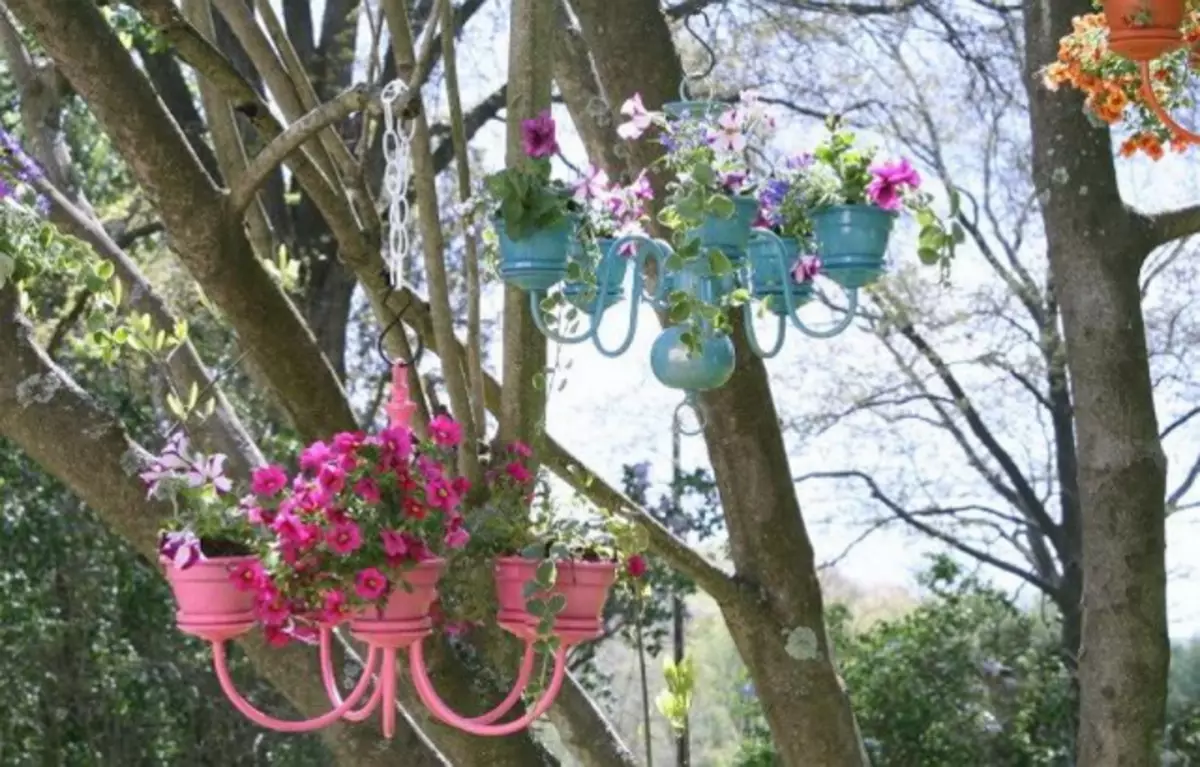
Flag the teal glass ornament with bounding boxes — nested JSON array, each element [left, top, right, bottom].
[[649, 325, 735, 392]]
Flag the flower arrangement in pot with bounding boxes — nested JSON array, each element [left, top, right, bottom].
[[751, 157, 824, 317], [481, 110, 580, 291], [796, 116, 957, 290], [555, 166, 655, 316], [144, 433, 257, 642], [617, 89, 770, 354], [1042, 2, 1200, 159], [236, 415, 472, 649]]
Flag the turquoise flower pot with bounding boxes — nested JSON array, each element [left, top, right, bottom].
[[496, 216, 576, 292], [746, 235, 814, 317], [686, 196, 760, 262], [810, 205, 896, 289], [562, 239, 629, 313], [650, 325, 735, 392]]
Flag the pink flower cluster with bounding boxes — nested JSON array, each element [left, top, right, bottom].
[[573, 165, 654, 249], [229, 415, 472, 647], [865, 159, 921, 211]]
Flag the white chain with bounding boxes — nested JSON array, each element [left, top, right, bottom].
[[381, 80, 415, 288]]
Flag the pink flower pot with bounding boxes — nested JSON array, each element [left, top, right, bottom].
[[494, 556, 617, 645], [164, 556, 258, 642], [350, 558, 445, 648]]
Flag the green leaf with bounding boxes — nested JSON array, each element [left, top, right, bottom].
[[546, 594, 567, 614], [707, 194, 735, 219], [566, 261, 584, 281], [668, 301, 691, 324], [917, 247, 941, 265], [535, 558, 557, 587], [692, 163, 716, 186], [729, 287, 751, 305], [95, 261, 115, 280], [950, 222, 966, 245], [708, 249, 734, 276], [85, 311, 108, 333], [664, 252, 685, 272], [525, 598, 546, 616], [916, 208, 936, 229]]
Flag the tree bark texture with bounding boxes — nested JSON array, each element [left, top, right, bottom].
[[1023, 1, 1170, 764]]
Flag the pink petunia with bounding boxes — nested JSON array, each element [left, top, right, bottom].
[[251, 464, 288, 496], [429, 414, 464, 448], [326, 520, 364, 555], [573, 164, 611, 201], [381, 529, 409, 559], [790, 255, 822, 283], [319, 589, 350, 624], [317, 463, 346, 494], [415, 455, 444, 481], [378, 425, 414, 461], [353, 477, 381, 504], [521, 111, 559, 158], [299, 441, 334, 474], [617, 93, 653, 140], [332, 431, 366, 455], [355, 568, 389, 600], [505, 461, 533, 484], [507, 441, 533, 459], [865, 159, 921, 211], [444, 516, 470, 550], [255, 588, 291, 625], [229, 560, 267, 592], [707, 109, 747, 153], [424, 477, 459, 512]]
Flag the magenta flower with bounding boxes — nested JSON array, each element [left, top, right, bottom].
[[507, 441, 533, 459], [865, 159, 921, 211], [299, 440, 334, 473], [378, 425, 413, 461], [319, 589, 350, 624], [505, 461, 532, 484], [381, 529, 409, 559], [263, 624, 291, 647], [425, 477, 459, 512], [272, 510, 317, 549], [630, 170, 654, 202], [415, 455, 444, 481], [331, 431, 365, 455], [255, 588, 291, 625], [429, 414, 463, 448], [230, 560, 266, 592], [617, 93, 653, 140], [355, 567, 389, 600], [707, 109, 746, 153], [353, 477, 381, 504], [444, 516, 470, 550], [790, 255, 822, 283], [251, 464, 288, 496], [326, 520, 363, 555], [521, 111, 559, 158], [317, 463, 346, 493]]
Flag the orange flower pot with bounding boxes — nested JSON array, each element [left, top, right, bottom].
[[1104, 0, 1185, 61]]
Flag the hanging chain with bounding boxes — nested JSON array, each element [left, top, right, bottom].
[[381, 80, 416, 287]]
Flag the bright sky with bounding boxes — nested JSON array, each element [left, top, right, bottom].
[[298, 0, 1199, 638]]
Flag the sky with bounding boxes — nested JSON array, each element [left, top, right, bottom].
[[289, 0, 1199, 638]]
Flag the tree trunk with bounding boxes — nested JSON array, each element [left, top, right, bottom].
[[565, 2, 869, 763], [1023, 2, 1170, 764]]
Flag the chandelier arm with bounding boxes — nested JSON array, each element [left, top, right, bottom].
[[593, 235, 661, 358], [529, 289, 601, 345], [211, 632, 380, 732], [639, 238, 674, 311], [407, 637, 569, 735], [789, 286, 859, 339], [1139, 61, 1200, 143], [319, 628, 386, 722], [741, 303, 787, 359]]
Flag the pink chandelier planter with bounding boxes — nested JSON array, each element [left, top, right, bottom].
[[162, 550, 617, 738]]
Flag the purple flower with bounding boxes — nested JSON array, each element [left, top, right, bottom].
[[0, 177, 12, 201], [720, 171, 747, 193], [630, 170, 654, 201], [186, 454, 233, 494], [866, 159, 921, 211], [785, 152, 813, 170], [159, 530, 203, 569], [521, 111, 559, 158], [617, 93, 653, 140], [573, 164, 610, 201], [759, 179, 790, 209]]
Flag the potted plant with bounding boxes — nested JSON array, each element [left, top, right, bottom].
[[238, 415, 472, 648], [617, 90, 769, 355], [559, 166, 655, 314], [144, 432, 257, 642], [750, 158, 823, 317], [1043, 2, 1200, 159], [481, 110, 580, 292], [795, 116, 956, 289]]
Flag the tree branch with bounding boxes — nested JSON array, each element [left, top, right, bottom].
[[1146, 203, 1200, 248]]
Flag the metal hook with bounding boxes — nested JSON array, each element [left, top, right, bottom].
[[680, 10, 717, 101], [672, 391, 706, 437], [375, 279, 425, 368]]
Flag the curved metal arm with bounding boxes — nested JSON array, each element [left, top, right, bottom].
[[641, 238, 674, 312], [673, 391, 706, 437], [751, 228, 860, 339], [212, 629, 379, 732], [319, 628, 385, 723], [1139, 61, 1200, 143], [529, 289, 600, 345], [741, 305, 787, 359], [407, 637, 568, 735], [593, 236, 671, 358]]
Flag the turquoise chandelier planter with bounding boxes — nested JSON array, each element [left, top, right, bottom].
[[496, 216, 577, 292], [562, 240, 629, 314]]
